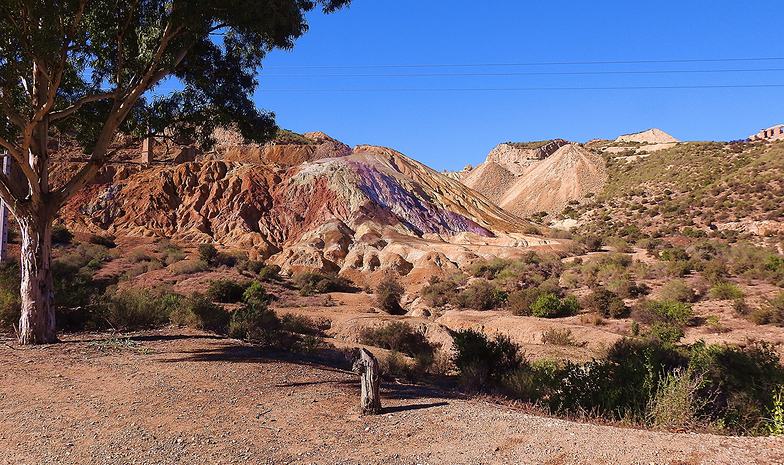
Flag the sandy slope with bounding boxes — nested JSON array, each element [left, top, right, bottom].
[[615, 128, 680, 144], [497, 144, 607, 217], [1, 330, 781, 465]]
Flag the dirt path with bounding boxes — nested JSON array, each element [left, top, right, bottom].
[[0, 330, 782, 465]]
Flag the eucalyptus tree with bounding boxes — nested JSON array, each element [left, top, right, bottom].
[[0, 0, 350, 344]]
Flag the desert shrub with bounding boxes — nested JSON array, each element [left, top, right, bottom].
[[452, 329, 523, 391], [455, 279, 505, 310], [375, 275, 405, 314], [228, 297, 280, 345], [633, 300, 693, 327], [88, 234, 116, 248], [206, 279, 247, 303], [257, 264, 281, 282], [242, 281, 271, 307], [168, 259, 209, 275], [170, 294, 230, 333], [709, 282, 744, 300], [770, 388, 784, 436], [280, 314, 329, 336], [53, 261, 113, 331], [750, 292, 784, 326], [688, 341, 784, 434], [359, 321, 436, 365], [159, 242, 186, 265], [578, 235, 604, 252], [583, 287, 629, 318], [51, 223, 73, 245], [198, 243, 218, 263], [294, 271, 353, 296], [0, 262, 20, 329], [647, 322, 685, 344], [379, 351, 415, 381], [646, 368, 707, 429], [107, 288, 180, 330], [127, 249, 154, 263], [658, 279, 697, 303], [530, 293, 579, 318], [541, 328, 583, 347]]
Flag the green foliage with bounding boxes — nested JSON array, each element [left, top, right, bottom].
[[541, 328, 583, 347], [634, 300, 694, 327], [107, 288, 180, 330], [749, 292, 784, 326], [170, 294, 230, 333], [375, 275, 404, 314], [206, 279, 247, 303], [420, 274, 466, 307], [530, 293, 579, 318], [51, 224, 74, 245], [294, 271, 353, 296], [198, 244, 218, 264], [359, 322, 436, 363], [228, 298, 280, 346], [769, 388, 784, 436], [168, 259, 209, 275], [583, 287, 629, 318], [455, 279, 505, 310], [452, 329, 523, 391], [709, 282, 745, 300], [658, 279, 697, 303], [257, 264, 282, 282], [0, 262, 20, 328], [646, 368, 708, 429]]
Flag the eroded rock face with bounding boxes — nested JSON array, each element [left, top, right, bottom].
[[486, 139, 569, 175], [59, 134, 545, 277]]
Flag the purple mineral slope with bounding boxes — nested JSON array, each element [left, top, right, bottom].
[[351, 161, 493, 237]]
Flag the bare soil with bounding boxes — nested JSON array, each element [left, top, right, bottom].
[[1, 329, 782, 465]]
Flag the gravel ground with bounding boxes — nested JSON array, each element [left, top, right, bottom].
[[1, 329, 782, 465]]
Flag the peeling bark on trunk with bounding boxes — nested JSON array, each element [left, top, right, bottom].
[[352, 348, 381, 415], [17, 213, 56, 344]]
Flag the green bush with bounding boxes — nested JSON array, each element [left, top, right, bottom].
[[170, 294, 230, 333], [107, 288, 180, 330], [455, 279, 505, 310], [51, 223, 74, 245], [530, 293, 579, 318], [709, 282, 745, 300], [634, 300, 693, 327], [647, 322, 685, 344], [583, 287, 629, 318], [541, 328, 583, 347], [658, 279, 697, 303], [294, 271, 353, 296], [452, 329, 523, 391], [228, 298, 280, 345], [421, 274, 465, 307], [646, 368, 707, 429], [280, 314, 329, 336], [198, 243, 218, 264], [206, 279, 247, 303], [258, 264, 281, 282], [359, 321, 435, 363], [168, 259, 208, 275], [750, 292, 784, 326], [0, 262, 20, 329], [375, 275, 404, 314]]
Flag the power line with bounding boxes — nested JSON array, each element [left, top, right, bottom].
[[265, 57, 784, 70], [259, 83, 784, 93], [260, 67, 784, 78]]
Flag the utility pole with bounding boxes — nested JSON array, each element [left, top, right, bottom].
[[0, 151, 9, 262]]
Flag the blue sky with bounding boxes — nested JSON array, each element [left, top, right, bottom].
[[253, 1, 783, 171]]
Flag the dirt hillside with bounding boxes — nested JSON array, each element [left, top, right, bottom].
[[615, 128, 680, 144], [495, 143, 607, 217]]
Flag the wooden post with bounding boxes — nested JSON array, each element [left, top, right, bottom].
[[141, 136, 154, 165], [352, 348, 381, 415]]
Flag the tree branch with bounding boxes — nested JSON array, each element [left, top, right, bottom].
[[49, 92, 117, 121]]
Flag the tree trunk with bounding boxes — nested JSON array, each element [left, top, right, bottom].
[[17, 212, 56, 344], [352, 348, 381, 415]]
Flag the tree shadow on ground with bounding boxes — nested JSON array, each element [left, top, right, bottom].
[[382, 401, 449, 414]]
